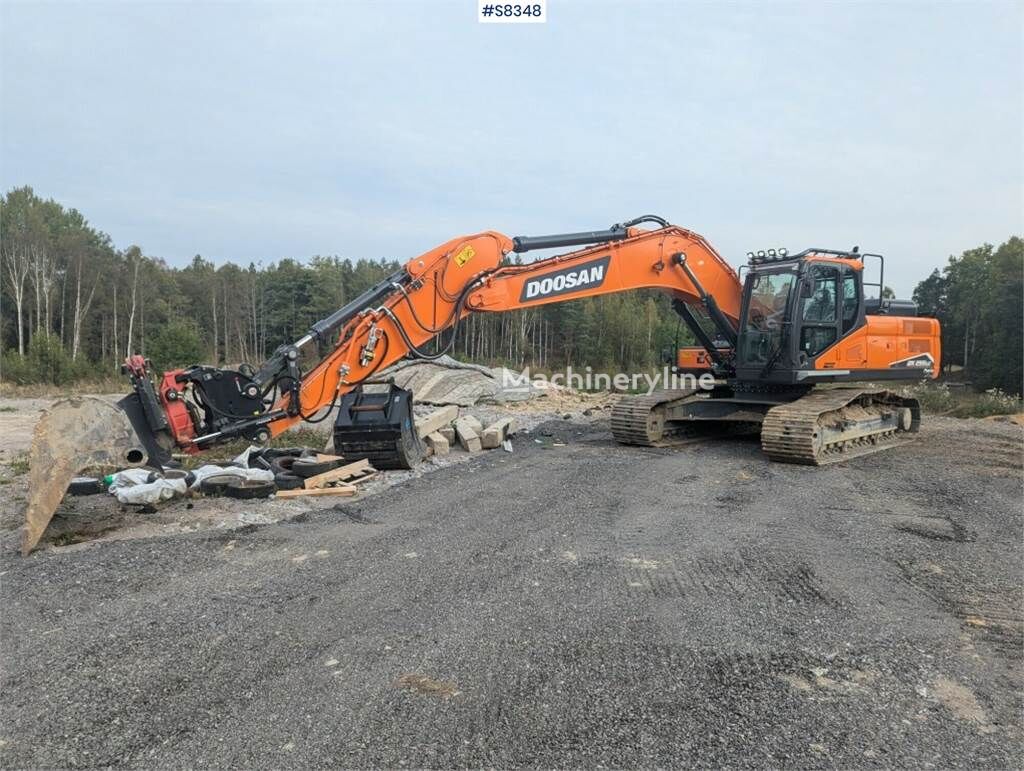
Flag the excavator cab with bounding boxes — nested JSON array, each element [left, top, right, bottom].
[[733, 248, 939, 385]]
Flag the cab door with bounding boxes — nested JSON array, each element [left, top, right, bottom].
[[836, 265, 868, 367], [797, 264, 841, 368]]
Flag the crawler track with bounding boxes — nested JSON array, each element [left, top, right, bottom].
[[761, 387, 920, 465], [610, 389, 700, 446]]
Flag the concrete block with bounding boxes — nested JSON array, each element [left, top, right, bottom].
[[439, 427, 456, 444], [481, 417, 519, 449], [425, 432, 450, 456], [415, 405, 459, 439], [453, 416, 482, 452]]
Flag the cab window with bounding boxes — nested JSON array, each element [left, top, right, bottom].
[[738, 271, 796, 367], [800, 265, 838, 356], [802, 266, 837, 322], [841, 270, 859, 333]]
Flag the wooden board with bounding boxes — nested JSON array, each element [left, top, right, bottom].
[[276, 487, 360, 499], [303, 458, 374, 489]]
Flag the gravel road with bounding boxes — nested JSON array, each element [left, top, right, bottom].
[[1, 416, 1021, 768]]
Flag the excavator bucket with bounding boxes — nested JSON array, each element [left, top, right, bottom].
[[21, 396, 155, 555], [332, 383, 425, 470]]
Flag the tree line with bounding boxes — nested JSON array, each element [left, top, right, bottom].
[[912, 236, 1022, 394], [0, 186, 685, 383], [1, 186, 1020, 394]]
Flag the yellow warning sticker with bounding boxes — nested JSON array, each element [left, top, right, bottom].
[[454, 245, 475, 267]]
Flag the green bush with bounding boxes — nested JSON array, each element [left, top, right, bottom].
[[0, 334, 92, 385], [147, 321, 205, 373], [902, 382, 1022, 418], [970, 389, 1024, 418], [1, 350, 31, 384]]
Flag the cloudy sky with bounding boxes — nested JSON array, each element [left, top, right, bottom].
[[2, 0, 1021, 294]]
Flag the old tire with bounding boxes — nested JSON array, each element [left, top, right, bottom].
[[290, 457, 342, 478], [274, 473, 304, 490], [270, 456, 297, 475], [225, 479, 276, 500], [67, 477, 107, 496], [261, 447, 306, 460], [200, 473, 244, 496], [249, 455, 272, 471], [146, 469, 196, 486]]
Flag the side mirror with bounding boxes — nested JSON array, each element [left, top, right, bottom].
[[800, 282, 814, 298], [660, 347, 675, 365]]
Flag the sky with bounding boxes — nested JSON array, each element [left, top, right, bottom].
[[1, 0, 1021, 295]]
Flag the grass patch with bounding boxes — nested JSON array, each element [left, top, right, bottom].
[[173, 426, 330, 469], [7, 451, 30, 475], [902, 382, 1023, 419], [273, 427, 330, 450], [0, 406, 16, 412], [51, 527, 117, 547], [0, 377, 127, 398]]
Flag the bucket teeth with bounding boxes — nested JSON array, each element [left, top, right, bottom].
[[21, 397, 151, 555]]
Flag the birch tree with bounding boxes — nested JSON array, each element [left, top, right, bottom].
[[0, 188, 40, 355], [70, 252, 100, 360], [125, 246, 142, 357]]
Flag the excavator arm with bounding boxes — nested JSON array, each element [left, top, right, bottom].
[[21, 216, 743, 554], [166, 217, 743, 449]]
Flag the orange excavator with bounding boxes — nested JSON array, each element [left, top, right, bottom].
[[22, 216, 940, 552]]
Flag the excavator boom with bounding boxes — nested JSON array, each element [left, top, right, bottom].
[[119, 219, 745, 455]]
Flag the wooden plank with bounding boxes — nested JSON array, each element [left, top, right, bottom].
[[275, 485, 356, 498], [303, 458, 374, 490], [316, 453, 345, 463], [414, 405, 459, 438]]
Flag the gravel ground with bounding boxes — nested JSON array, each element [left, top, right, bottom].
[[0, 394, 612, 550], [0, 415, 1021, 768]]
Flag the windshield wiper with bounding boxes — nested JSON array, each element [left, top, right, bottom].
[[759, 328, 788, 378]]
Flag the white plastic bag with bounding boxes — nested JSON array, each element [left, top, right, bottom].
[[106, 467, 153, 493], [189, 464, 273, 489], [189, 464, 248, 488], [113, 477, 188, 504], [231, 446, 262, 468], [246, 468, 275, 483]]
